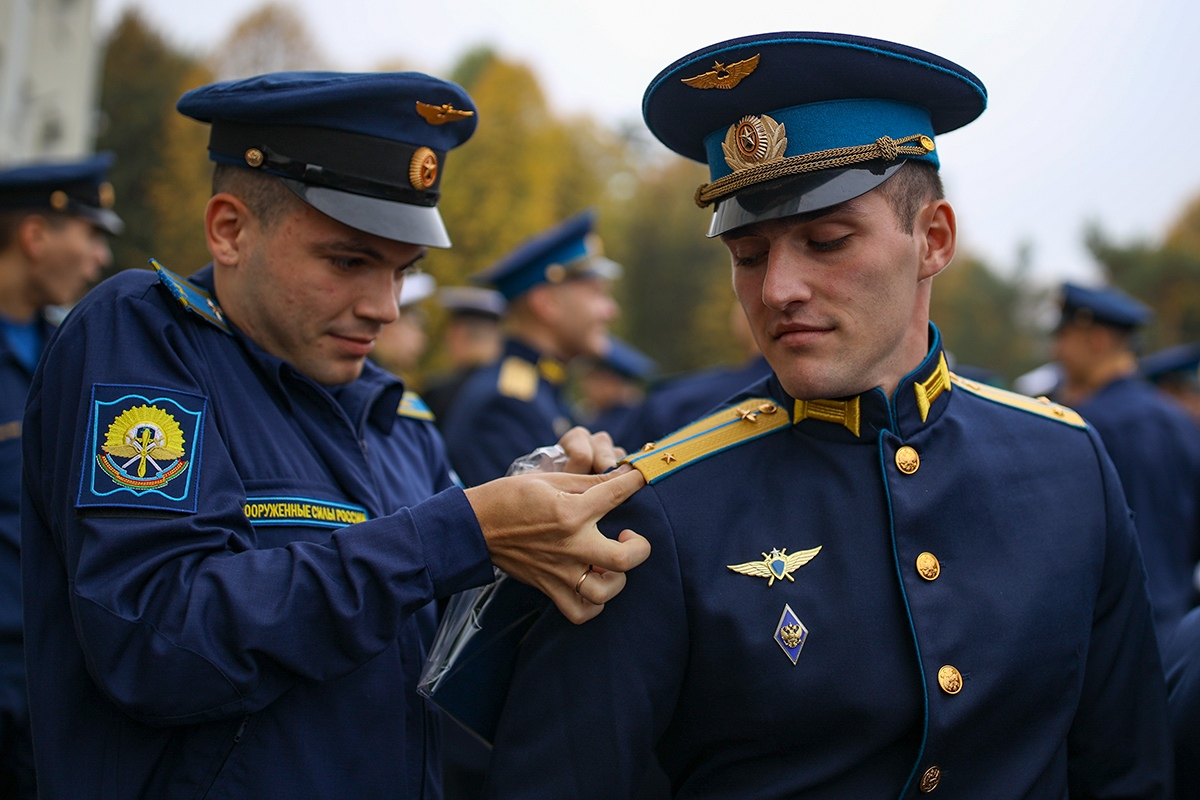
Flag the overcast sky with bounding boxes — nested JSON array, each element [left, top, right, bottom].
[[95, 0, 1200, 288]]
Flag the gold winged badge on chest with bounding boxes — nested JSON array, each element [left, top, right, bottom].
[[727, 546, 822, 586]]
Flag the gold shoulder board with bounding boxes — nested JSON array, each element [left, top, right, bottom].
[[949, 374, 1086, 428], [622, 398, 790, 484], [397, 390, 435, 421], [497, 356, 538, 401]]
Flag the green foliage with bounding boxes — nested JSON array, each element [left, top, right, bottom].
[[96, 9, 201, 278]]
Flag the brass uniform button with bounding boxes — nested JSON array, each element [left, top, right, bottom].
[[937, 665, 963, 695], [916, 552, 941, 581], [920, 765, 941, 792], [895, 445, 920, 474]]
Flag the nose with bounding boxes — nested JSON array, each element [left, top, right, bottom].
[[358, 271, 402, 325], [760, 248, 812, 311]]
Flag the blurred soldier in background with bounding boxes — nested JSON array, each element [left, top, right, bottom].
[[440, 209, 621, 487], [0, 153, 122, 800], [1140, 340, 1200, 427], [574, 336, 657, 439], [1053, 282, 1200, 646], [424, 285, 505, 423]]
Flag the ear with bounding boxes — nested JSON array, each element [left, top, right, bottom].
[[524, 283, 560, 325], [205, 192, 253, 268], [16, 214, 51, 259], [916, 199, 957, 281]]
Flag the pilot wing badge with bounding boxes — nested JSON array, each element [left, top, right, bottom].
[[728, 546, 822, 587]]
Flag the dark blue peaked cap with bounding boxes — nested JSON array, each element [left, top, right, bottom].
[[0, 152, 123, 235], [470, 209, 621, 300], [1140, 342, 1200, 383], [177, 71, 478, 248], [642, 32, 987, 236], [1059, 283, 1153, 330]]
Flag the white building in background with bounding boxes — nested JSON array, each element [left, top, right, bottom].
[[0, 0, 100, 164]]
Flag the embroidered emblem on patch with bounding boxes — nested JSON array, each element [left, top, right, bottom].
[[775, 604, 809, 665], [78, 385, 206, 513]]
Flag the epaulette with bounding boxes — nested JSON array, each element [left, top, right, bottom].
[[622, 398, 790, 484], [497, 356, 538, 401], [398, 390, 435, 421], [152, 258, 232, 335], [949, 373, 1086, 428]]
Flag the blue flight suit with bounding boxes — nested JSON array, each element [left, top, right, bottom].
[[1166, 606, 1200, 800], [21, 263, 494, 799], [441, 338, 573, 486], [1074, 375, 1200, 645], [484, 328, 1171, 798], [614, 355, 772, 450], [0, 316, 50, 797]]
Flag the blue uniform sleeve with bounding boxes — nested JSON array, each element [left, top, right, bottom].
[[1167, 607, 1200, 800], [444, 390, 561, 486], [1067, 428, 1173, 798], [22, 282, 493, 727], [483, 488, 686, 798]]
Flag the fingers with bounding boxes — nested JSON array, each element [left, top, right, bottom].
[[581, 526, 651, 574], [548, 568, 627, 624], [578, 465, 647, 518], [557, 426, 622, 474]]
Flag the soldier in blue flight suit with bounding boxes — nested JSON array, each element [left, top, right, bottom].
[[0, 154, 122, 800], [19, 72, 649, 800], [441, 209, 621, 487], [482, 32, 1171, 798], [1053, 282, 1200, 647]]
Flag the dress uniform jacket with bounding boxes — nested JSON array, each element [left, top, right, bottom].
[[1073, 375, 1200, 644], [21, 263, 494, 799], [441, 338, 573, 486], [484, 328, 1171, 799], [1166, 605, 1200, 800]]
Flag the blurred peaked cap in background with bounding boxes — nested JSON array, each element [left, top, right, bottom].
[[469, 208, 622, 301], [177, 71, 478, 248], [398, 271, 437, 308], [0, 152, 124, 235], [1058, 282, 1153, 330], [641, 31, 987, 236], [595, 336, 657, 381], [438, 286, 507, 320]]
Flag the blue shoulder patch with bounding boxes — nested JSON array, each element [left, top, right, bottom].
[[152, 258, 232, 335], [77, 384, 207, 514], [398, 390, 435, 421]]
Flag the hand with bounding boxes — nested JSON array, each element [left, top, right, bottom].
[[557, 426, 626, 475], [465, 465, 649, 624]]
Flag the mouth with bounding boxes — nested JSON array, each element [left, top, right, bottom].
[[771, 321, 833, 346], [330, 333, 377, 358]]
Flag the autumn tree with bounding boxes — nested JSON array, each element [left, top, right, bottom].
[[208, 3, 329, 81]]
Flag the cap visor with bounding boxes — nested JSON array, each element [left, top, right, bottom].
[[708, 162, 904, 237], [76, 206, 124, 236], [282, 180, 451, 248]]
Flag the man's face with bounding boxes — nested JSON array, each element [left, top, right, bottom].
[[1052, 321, 1095, 384], [29, 216, 110, 307], [221, 200, 425, 386], [543, 277, 619, 361], [722, 188, 936, 400], [371, 308, 428, 376]]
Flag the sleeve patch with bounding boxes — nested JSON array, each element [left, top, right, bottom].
[[77, 384, 207, 513]]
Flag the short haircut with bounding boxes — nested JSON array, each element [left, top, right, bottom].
[[876, 160, 944, 233], [0, 209, 71, 251], [211, 164, 301, 230]]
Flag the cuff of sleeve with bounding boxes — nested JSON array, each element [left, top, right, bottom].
[[412, 486, 493, 597]]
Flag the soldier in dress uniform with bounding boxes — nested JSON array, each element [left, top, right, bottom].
[[482, 32, 1170, 798], [440, 209, 621, 487], [574, 336, 657, 439], [0, 153, 122, 800], [1053, 282, 1200, 646], [19, 71, 648, 800]]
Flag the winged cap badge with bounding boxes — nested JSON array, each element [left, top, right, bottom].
[[415, 101, 476, 125], [680, 54, 761, 90], [728, 546, 822, 586]]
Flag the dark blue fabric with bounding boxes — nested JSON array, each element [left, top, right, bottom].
[[614, 355, 773, 451], [1074, 375, 1200, 646], [0, 314, 51, 800], [1166, 606, 1200, 800], [484, 336, 1171, 799], [21, 264, 494, 799], [440, 338, 573, 487]]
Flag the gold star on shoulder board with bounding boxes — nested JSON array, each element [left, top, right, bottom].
[[415, 101, 476, 125], [680, 54, 760, 90], [728, 546, 822, 587]]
